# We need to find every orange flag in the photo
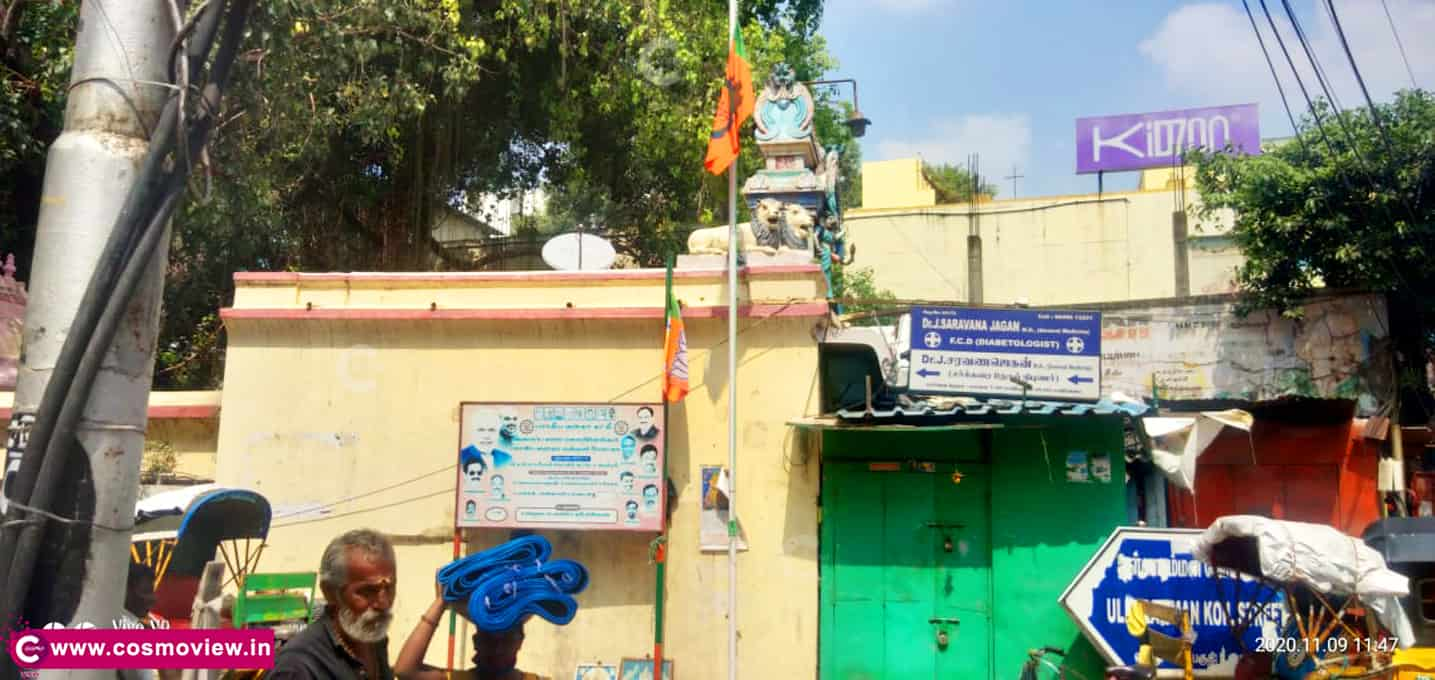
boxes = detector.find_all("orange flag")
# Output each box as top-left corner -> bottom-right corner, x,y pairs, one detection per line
662,258 -> 689,402
703,25 -> 754,175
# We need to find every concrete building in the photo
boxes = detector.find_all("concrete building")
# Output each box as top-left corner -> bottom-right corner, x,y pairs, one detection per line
851,159 -> 1243,306
214,265 -> 829,678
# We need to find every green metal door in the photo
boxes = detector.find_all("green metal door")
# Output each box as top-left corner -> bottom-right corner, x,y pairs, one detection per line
821,462 -> 992,679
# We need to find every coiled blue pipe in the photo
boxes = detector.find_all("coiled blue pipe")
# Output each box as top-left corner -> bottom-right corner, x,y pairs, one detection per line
436,535 -> 588,632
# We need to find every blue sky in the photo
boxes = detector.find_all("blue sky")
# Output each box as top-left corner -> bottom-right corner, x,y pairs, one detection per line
820,0 -> 1435,198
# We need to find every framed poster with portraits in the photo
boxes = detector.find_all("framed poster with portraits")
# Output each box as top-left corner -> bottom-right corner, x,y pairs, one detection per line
456,402 -> 665,531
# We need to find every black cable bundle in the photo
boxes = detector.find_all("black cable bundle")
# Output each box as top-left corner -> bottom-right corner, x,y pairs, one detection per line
0,0 -> 254,653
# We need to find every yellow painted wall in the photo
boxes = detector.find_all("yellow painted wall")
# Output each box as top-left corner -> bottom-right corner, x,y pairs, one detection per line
861,158 -> 937,210
847,160 -> 1242,304
214,268 -> 826,680
0,390 -> 220,480
145,418 -> 220,480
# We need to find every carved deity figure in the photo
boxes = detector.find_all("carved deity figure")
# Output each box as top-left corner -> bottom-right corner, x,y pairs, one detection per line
754,64 -> 814,143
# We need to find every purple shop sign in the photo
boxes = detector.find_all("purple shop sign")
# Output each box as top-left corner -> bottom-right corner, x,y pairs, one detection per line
1075,103 -> 1261,174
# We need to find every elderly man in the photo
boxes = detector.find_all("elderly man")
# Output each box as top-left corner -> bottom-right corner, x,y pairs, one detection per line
271,529 -> 398,680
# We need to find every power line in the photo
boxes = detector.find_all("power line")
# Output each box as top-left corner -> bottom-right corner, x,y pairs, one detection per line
1257,0 -> 1343,158
1322,0 -> 1398,155
271,489 -> 453,529
1379,0 -> 1419,90
1241,0 -> 1307,155
1280,0 -> 1378,177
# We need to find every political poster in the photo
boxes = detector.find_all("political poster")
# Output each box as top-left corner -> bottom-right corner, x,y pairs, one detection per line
456,402 -> 664,531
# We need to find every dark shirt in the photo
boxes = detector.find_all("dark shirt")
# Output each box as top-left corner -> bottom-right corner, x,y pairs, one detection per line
269,615 -> 393,680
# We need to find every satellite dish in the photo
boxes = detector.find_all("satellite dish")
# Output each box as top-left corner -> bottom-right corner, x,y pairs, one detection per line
541,232 -> 617,271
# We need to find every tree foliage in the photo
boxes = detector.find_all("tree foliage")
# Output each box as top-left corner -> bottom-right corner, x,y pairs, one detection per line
833,265 -> 897,327
0,1 -> 78,279
1191,89 -> 1435,416
2,0 -> 853,389
923,161 -> 997,204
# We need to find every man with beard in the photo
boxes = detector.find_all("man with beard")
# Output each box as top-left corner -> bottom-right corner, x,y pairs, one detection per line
271,529 -> 397,680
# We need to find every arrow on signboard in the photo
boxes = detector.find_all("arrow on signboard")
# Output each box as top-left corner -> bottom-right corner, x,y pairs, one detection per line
1068,375 -> 1095,385
916,368 -> 940,378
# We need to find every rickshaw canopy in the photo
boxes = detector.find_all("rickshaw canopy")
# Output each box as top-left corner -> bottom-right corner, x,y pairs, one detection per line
1192,515 -> 1415,648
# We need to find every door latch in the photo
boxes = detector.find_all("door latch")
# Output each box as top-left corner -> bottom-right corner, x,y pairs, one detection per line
936,629 -> 949,648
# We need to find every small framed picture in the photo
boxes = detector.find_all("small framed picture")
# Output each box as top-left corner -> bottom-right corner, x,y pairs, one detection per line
574,664 -> 617,680
618,658 -> 673,680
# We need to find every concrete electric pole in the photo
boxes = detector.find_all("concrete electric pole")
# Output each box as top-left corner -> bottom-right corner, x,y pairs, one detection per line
7,0 -> 173,654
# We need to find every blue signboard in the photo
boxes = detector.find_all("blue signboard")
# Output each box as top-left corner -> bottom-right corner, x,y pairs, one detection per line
1060,527 -> 1286,676
908,306 -> 1103,401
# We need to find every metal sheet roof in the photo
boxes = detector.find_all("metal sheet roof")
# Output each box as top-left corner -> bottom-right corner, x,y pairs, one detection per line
835,397 -> 1149,422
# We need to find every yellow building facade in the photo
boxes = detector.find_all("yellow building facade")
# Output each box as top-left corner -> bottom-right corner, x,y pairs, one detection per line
0,390 -> 221,481
214,265 -> 830,678
851,159 -> 1244,305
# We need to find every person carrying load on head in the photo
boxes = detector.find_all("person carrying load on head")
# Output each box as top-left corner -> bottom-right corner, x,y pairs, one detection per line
392,535 -> 588,680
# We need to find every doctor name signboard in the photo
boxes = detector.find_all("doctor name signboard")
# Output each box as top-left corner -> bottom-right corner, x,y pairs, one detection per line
1059,527 -> 1286,677
456,402 -> 665,531
908,306 -> 1102,401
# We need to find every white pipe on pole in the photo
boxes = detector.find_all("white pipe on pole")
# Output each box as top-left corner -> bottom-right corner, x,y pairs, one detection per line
726,4 -> 740,680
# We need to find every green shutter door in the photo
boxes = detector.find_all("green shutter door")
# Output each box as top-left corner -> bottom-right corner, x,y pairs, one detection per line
821,462 -> 992,679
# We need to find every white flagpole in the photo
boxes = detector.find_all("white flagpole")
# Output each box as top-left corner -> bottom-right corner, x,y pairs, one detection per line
726,1 -> 740,679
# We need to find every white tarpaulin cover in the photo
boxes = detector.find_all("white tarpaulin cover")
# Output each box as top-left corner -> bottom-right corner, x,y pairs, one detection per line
1144,410 -> 1253,491
1191,515 -> 1415,647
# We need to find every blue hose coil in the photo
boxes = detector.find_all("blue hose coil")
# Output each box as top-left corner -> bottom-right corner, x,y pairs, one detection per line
436,536 -> 588,632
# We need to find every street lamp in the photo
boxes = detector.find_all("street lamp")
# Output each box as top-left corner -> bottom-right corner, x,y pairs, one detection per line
804,78 -> 872,138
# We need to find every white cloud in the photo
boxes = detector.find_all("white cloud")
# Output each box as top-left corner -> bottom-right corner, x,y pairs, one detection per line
876,114 -> 1033,179
1140,1 -> 1435,126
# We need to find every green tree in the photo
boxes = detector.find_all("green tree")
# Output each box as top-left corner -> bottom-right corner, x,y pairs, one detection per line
0,1 -> 78,280
922,161 -> 997,204
2,1 -> 850,388
833,265 -> 897,327
1190,90 -> 1435,419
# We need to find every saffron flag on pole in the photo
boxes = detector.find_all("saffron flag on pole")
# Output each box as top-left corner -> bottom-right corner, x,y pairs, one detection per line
662,258 -> 689,403
703,24 -> 754,176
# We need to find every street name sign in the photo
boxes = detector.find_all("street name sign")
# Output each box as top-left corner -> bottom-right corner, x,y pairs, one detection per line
908,306 -> 1102,401
1059,527 -> 1286,677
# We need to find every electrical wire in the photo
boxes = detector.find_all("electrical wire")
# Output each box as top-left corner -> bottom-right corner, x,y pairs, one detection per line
1322,0 -> 1398,161
1257,0 -> 1343,158
269,465 -> 457,520
1243,0 -> 1310,156
269,489 -> 453,529
1281,0 -> 1374,175
1379,0 -> 1419,90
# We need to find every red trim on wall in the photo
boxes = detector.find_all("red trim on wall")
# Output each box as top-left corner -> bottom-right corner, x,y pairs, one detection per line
147,405 -> 221,419
219,302 -> 831,321
232,265 -> 820,285
0,405 -> 217,420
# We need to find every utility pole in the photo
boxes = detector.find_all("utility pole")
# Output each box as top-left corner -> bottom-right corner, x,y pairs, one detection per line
8,0 -> 174,653
967,153 -> 983,304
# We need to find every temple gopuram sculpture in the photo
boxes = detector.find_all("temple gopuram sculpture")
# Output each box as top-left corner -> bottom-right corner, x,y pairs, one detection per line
680,63 -> 853,310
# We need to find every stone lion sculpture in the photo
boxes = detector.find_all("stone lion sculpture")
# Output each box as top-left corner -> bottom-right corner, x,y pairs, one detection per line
686,222 -> 774,256
781,202 -> 814,250
751,197 -> 784,250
